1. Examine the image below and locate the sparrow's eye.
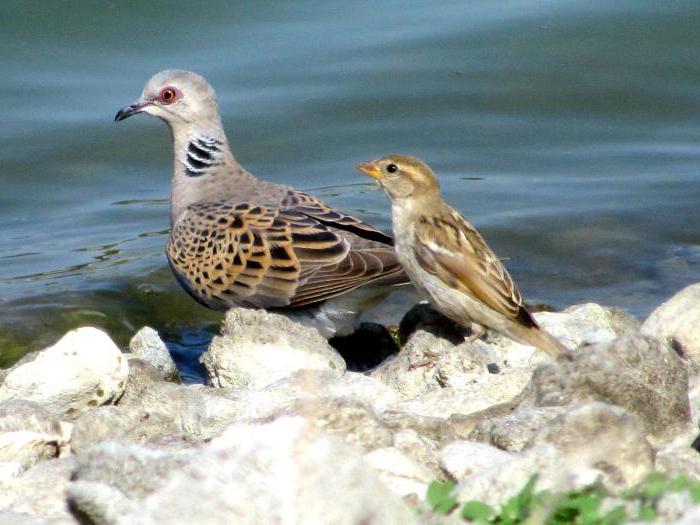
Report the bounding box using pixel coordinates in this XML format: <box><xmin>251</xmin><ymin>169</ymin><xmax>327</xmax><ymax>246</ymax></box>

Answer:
<box><xmin>386</xmin><ymin>164</ymin><xmax>398</xmax><ymax>173</ymax></box>
<box><xmin>159</xmin><ymin>87</ymin><xmax>178</xmax><ymax>104</ymax></box>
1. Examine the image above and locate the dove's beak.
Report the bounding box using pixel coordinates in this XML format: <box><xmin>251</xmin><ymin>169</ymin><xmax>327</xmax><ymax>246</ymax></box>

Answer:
<box><xmin>114</xmin><ymin>99</ymin><xmax>152</xmax><ymax>122</ymax></box>
<box><xmin>356</xmin><ymin>161</ymin><xmax>384</xmax><ymax>180</ymax></box>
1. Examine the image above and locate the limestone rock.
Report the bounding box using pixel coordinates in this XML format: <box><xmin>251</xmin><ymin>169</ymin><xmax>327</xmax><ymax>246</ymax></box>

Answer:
<box><xmin>128</xmin><ymin>327</ymin><xmax>178</xmax><ymax>381</ymax></box>
<box><xmin>71</xmin><ymin>441</ymin><xmax>192</xmax><ymax>492</ymax></box>
<box><xmin>453</xmin><ymin>404</ymin><xmax>655</xmax><ymax>507</ymax></box>
<box><xmin>201</xmin><ymin>308</ymin><xmax>346</xmax><ymax>389</ymax></box>
<box><xmin>69</xmin><ymin>417</ymin><xmax>416</xmax><ymax>525</ymax></box>
<box><xmin>654</xmin><ymin>429</ymin><xmax>700</xmax><ymax>480</ymax></box>
<box><xmin>70</xmin><ymin>405</ymin><xmax>199</xmax><ymax>453</ymax></box>
<box><xmin>117</xmin><ymin>381</ymin><xmax>239</xmax><ymax>440</ymax></box>
<box><xmin>384</xmin><ymin>366</ymin><xmax>531</xmax><ymax>422</ymax></box>
<box><xmin>526</xmin><ymin>402</ymin><xmax>654</xmax><ymax>490</ymax></box>
<box><xmin>0</xmin><ymin>400</ymin><xmax>69</xmax><ymax>473</ymax></box>
<box><xmin>0</xmin><ymin>328</ymin><xmax>129</xmax><ymax>419</ymax></box>
<box><xmin>371</xmin><ymin>330</ymin><xmax>466</xmax><ymax>399</ymax></box>
<box><xmin>364</xmin><ymin>447</ymin><xmax>433</xmax><ymax>498</ymax></box>
<box><xmin>439</xmin><ymin>441</ymin><xmax>513</xmax><ymax>481</ymax></box>
<box><xmin>243</xmin><ymin>395</ymin><xmax>394</xmax><ymax>453</ymax></box>
<box><xmin>0</xmin><ymin>511</ymin><xmax>75</xmax><ymax>525</ymax></box>
<box><xmin>522</xmin><ymin>333</ymin><xmax>690</xmax><ymax>438</ymax></box>
<box><xmin>642</xmin><ymin>283</ymin><xmax>700</xmax><ymax>371</ymax></box>
<box><xmin>482</xmin><ymin>303</ymin><xmax>640</xmax><ymax>369</ymax></box>
<box><xmin>453</xmin><ymin>444</ymin><xmax>600</xmax><ymax>508</ymax></box>
<box><xmin>469</xmin><ymin>405</ymin><xmax>568</xmax><ymax>452</ymax></box>
<box><xmin>0</xmin><ymin>457</ymin><xmax>75</xmax><ymax>523</ymax></box>
<box><xmin>392</xmin><ymin>429</ymin><xmax>441</xmax><ymax>476</ymax></box>
<box><xmin>117</xmin><ymin>357</ymin><xmax>165</xmax><ymax>406</ymax></box>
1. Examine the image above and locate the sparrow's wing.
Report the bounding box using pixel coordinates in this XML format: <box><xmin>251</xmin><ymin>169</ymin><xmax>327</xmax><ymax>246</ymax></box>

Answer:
<box><xmin>412</xmin><ymin>210</ymin><xmax>535</xmax><ymax>326</ymax></box>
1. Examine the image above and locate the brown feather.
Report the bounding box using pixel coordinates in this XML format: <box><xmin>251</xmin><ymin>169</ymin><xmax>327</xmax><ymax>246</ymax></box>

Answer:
<box><xmin>167</xmin><ymin>197</ymin><xmax>405</xmax><ymax>310</ymax></box>
<box><xmin>412</xmin><ymin>211</ymin><xmax>529</xmax><ymax>324</ymax></box>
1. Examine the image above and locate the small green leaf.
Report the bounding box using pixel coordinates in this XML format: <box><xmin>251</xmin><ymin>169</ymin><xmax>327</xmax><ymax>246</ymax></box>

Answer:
<box><xmin>599</xmin><ymin>505</ymin><xmax>628</xmax><ymax>525</ymax></box>
<box><xmin>689</xmin><ymin>482</ymin><xmax>700</xmax><ymax>503</ymax></box>
<box><xmin>426</xmin><ymin>480</ymin><xmax>458</xmax><ymax>515</ymax></box>
<box><xmin>498</xmin><ymin>475</ymin><xmax>538</xmax><ymax>523</ymax></box>
<box><xmin>669</xmin><ymin>475</ymin><xmax>691</xmax><ymax>491</ymax></box>
<box><xmin>637</xmin><ymin>502</ymin><xmax>657</xmax><ymax>521</ymax></box>
<box><xmin>642</xmin><ymin>472</ymin><xmax>669</xmax><ymax>498</ymax></box>
<box><xmin>461</xmin><ymin>500</ymin><xmax>495</xmax><ymax>521</ymax></box>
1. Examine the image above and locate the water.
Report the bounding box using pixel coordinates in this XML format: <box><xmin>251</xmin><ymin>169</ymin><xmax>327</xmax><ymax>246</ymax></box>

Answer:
<box><xmin>1</xmin><ymin>0</ymin><xmax>699</xmax><ymax>368</ymax></box>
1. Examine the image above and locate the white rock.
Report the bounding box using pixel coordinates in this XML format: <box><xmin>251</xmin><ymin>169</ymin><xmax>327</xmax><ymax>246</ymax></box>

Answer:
<box><xmin>201</xmin><ymin>308</ymin><xmax>346</xmax><ymax>389</ymax></box>
<box><xmin>654</xmin><ymin>428</ymin><xmax>700</xmax><ymax>480</ymax></box>
<box><xmin>364</xmin><ymin>447</ymin><xmax>433</xmax><ymax>498</ymax></box>
<box><xmin>370</xmin><ymin>331</ymin><xmax>459</xmax><ymax>399</ymax></box>
<box><xmin>523</xmin><ymin>333</ymin><xmax>689</xmax><ymax>439</ymax></box>
<box><xmin>0</xmin><ymin>457</ymin><xmax>75</xmax><ymax>522</ymax></box>
<box><xmin>0</xmin><ymin>328</ymin><xmax>128</xmax><ymax>419</ymax></box>
<box><xmin>642</xmin><ymin>283</ymin><xmax>700</xmax><ymax>369</ymax></box>
<box><xmin>392</xmin><ymin>429</ymin><xmax>441</xmax><ymax>475</ymax></box>
<box><xmin>384</xmin><ymin>367</ymin><xmax>531</xmax><ymax>420</ymax></box>
<box><xmin>526</xmin><ymin>402</ymin><xmax>653</xmax><ymax>491</ymax></box>
<box><xmin>677</xmin><ymin>505</ymin><xmax>700</xmax><ymax>525</ymax></box>
<box><xmin>106</xmin><ymin>417</ymin><xmax>416</xmax><ymax>524</ymax></box>
<box><xmin>690</xmin><ymin>375</ymin><xmax>700</xmax><ymax>426</ymax></box>
<box><xmin>485</xmin><ymin>303</ymin><xmax>639</xmax><ymax>368</ymax></box>
<box><xmin>454</xmin><ymin>404</ymin><xmax>654</xmax><ymax>506</ymax></box>
<box><xmin>454</xmin><ymin>444</ymin><xmax>601</xmax><ymax>508</ymax></box>
<box><xmin>129</xmin><ymin>327</ymin><xmax>178</xmax><ymax>380</ymax></box>
<box><xmin>0</xmin><ymin>400</ymin><xmax>69</xmax><ymax>473</ymax></box>
<box><xmin>439</xmin><ymin>441</ymin><xmax>513</xmax><ymax>481</ymax></box>
<box><xmin>656</xmin><ymin>491</ymin><xmax>696</xmax><ymax>523</ymax></box>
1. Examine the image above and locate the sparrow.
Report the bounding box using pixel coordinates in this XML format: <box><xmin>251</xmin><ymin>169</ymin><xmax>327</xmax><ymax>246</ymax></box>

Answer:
<box><xmin>357</xmin><ymin>155</ymin><xmax>567</xmax><ymax>356</ymax></box>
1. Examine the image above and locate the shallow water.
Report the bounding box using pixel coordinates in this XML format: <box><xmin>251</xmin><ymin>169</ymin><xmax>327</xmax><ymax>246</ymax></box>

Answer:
<box><xmin>1</xmin><ymin>1</ymin><xmax>699</xmax><ymax>371</ymax></box>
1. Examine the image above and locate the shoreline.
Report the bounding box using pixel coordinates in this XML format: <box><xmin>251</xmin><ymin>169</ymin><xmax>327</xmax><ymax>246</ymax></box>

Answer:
<box><xmin>1</xmin><ymin>282</ymin><xmax>699</xmax><ymax>523</ymax></box>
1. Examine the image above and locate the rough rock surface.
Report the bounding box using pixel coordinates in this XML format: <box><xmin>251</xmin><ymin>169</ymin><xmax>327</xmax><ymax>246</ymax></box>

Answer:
<box><xmin>439</xmin><ymin>440</ymin><xmax>514</xmax><ymax>480</ymax></box>
<box><xmin>128</xmin><ymin>327</ymin><xmax>179</xmax><ymax>381</ymax></box>
<box><xmin>68</xmin><ymin>417</ymin><xmax>416</xmax><ymax>525</ymax></box>
<box><xmin>522</xmin><ymin>333</ymin><xmax>690</xmax><ymax>438</ymax></box>
<box><xmin>479</xmin><ymin>303</ymin><xmax>640</xmax><ymax>368</ymax></box>
<box><xmin>0</xmin><ymin>290</ymin><xmax>698</xmax><ymax>524</ymax></box>
<box><xmin>0</xmin><ymin>328</ymin><xmax>128</xmax><ymax>419</ymax></box>
<box><xmin>201</xmin><ymin>308</ymin><xmax>346</xmax><ymax>389</ymax></box>
<box><xmin>0</xmin><ymin>400</ymin><xmax>69</xmax><ymax>477</ymax></box>
<box><xmin>642</xmin><ymin>283</ymin><xmax>700</xmax><ymax>369</ymax></box>
<box><xmin>0</xmin><ymin>457</ymin><xmax>75</xmax><ymax>523</ymax></box>
<box><xmin>525</xmin><ymin>402</ymin><xmax>654</xmax><ymax>490</ymax></box>
<box><xmin>364</xmin><ymin>446</ymin><xmax>433</xmax><ymax>497</ymax></box>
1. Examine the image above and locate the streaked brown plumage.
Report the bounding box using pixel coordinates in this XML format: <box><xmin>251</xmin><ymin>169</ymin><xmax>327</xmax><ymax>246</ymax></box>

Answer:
<box><xmin>115</xmin><ymin>70</ymin><xmax>407</xmax><ymax>337</ymax></box>
<box><xmin>357</xmin><ymin>155</ymin><xmax>567</xmax><ymax>356</ymax></box>
<box><xmin>167</xmin><ymin>193</ymin><xmax>404</xmax><ymax>310</ymax></box>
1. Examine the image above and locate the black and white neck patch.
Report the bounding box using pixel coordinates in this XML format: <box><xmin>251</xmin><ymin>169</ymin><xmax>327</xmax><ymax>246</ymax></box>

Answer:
<box><xmin>184</xmin><ymin>136</ymin><xmax>223</xmax><ymax>177</ymax></box>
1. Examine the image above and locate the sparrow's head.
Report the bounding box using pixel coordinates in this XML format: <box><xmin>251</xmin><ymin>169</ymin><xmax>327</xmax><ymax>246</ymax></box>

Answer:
<box><xmin>356</xmin><ymin>155</ymin><xmax>439</xmax><ymax>200</ymax></box>
<box><xmin>115</xmin><ymin>70</ymin><xmax>220</xmax><ymax>127</ymax></box>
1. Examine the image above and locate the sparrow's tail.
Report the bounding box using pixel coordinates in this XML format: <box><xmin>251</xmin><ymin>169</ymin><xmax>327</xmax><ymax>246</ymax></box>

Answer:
<box><xmin>512</xmin><ymin>323</ymin><xmax>569</xmax><ymax>357</ymax></box>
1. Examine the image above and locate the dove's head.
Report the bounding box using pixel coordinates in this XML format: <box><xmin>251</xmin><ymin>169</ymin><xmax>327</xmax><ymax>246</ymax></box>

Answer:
<box><xmin>115</xmin><ymin>70</ymin><xmax>220</xmax><ymax>127</ymax></box>
<box><xmin>356</xmin><ymin>155</ymin><xmax>439</xmax><ymax>201</ymax></box>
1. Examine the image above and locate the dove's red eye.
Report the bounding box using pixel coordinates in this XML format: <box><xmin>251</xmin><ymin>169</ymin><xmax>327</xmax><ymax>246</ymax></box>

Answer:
<box><xmin>159</xmin><ymin>87</ymin><xmax>179</xmax><ymax>104</ymax></box>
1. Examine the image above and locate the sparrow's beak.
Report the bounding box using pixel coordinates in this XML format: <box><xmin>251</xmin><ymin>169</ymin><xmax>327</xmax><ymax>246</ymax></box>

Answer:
<box><xmin>356</xmin><ymin>161</ymin><xmax>384</xmax><ymax>180</ymax></box>
<box><xmin>114</xmin><ymin>99</ymin><xmax>152</xmax><ymax>122</ymax></box>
